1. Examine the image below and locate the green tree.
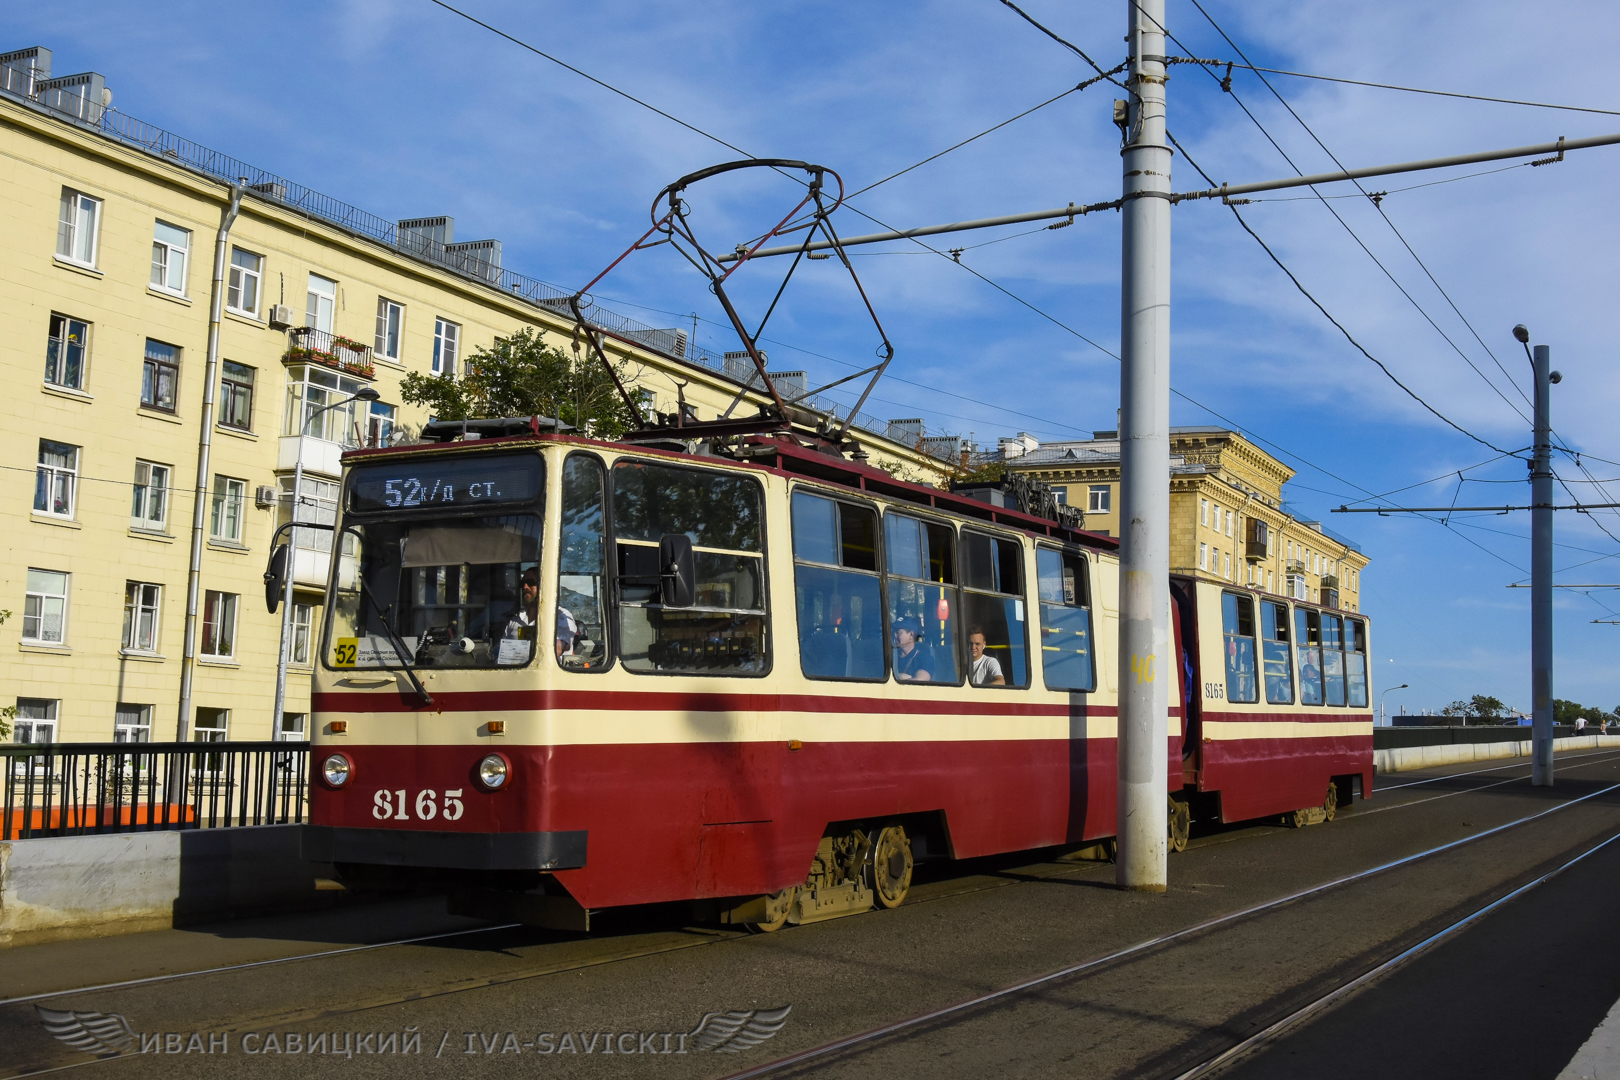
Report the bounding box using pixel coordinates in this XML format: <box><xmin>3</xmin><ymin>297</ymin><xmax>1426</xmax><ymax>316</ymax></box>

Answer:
<box><xmin>1553</xmin><ymin>698</ymin><xmax>1606</xmax><ymax>725</ymax></box>
<box><xmin>1440</xmin><ymin>700</ymin><xmax>1473</xmax><ymax>725</ymax></box>
<box><xmin>1470</xmin><ymin>694</ymin><xmax>1507</xmax><ymax>723</ymax></box>
<box><xmin>399</xmin><ymin>327</ymin><xmax>648</xmax><ymax>439</ymax></box>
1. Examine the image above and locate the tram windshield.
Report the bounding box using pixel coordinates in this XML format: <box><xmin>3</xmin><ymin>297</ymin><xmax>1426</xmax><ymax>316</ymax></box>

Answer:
<box><xmin>326</xmin><ymin>513</ymin><xmax>543</xmax><ymax>670</ymax></box>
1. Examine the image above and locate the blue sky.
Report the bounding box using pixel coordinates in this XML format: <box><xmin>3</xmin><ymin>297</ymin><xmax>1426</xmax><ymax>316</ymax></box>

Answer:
<box><xmin>11</xmin><ymin>1</ymin><xmax>1620</xmax><ymax>715</ymax></box>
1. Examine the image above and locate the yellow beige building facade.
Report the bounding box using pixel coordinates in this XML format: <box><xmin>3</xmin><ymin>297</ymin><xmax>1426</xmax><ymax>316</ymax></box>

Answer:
<box><xmin>1003</xmin><ymin>427</ymin><xmax>1369</xmax><ymax>611</ymax></box>
<box><xmin>0</xmin><ymin>47</ymin><xmax>949</xmax><ymax>743</ymax></box>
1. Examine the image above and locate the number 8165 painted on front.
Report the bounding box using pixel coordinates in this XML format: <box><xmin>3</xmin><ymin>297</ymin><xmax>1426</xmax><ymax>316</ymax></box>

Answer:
<box><xmin>374</xmin><ymin>789</ymin><xmax>464</xmax><ymax>821</ymax></box>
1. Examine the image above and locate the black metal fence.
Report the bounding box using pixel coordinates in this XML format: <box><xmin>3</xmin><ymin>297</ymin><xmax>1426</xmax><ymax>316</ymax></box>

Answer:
<box><xmin>1</xmin><ymin>741</ymin><xmax>309</xmax><ymax>839</ymax></box>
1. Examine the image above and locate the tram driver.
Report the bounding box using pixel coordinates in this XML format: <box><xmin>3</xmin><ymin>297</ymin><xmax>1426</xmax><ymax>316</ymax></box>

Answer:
<box><xmin>499</xmin><ymin>566</ymin><xmax>581</xmax><ymax>657</ymax></box>
<box><xmin>892</xmin><ymin>616</ymin><xmax>935</xmax><ymax>682</ymax></box>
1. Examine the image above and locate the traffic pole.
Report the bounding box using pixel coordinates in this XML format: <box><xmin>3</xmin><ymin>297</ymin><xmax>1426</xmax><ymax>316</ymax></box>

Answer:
<box><xmin>1116</xmin><ymin>0</ymin><xmax>1171</xmax><ymax>891</ymax></box>
<box><xmin>1531</xmin><ymin>343</ymin><xmax>1555</xmax><ymax>785</ymax></box>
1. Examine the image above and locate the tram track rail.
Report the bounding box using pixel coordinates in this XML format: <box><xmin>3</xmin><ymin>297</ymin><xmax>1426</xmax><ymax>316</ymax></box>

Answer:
<box><xmin>1172</xmin><ymin>827</ymin><xmax>1620</xmax><ymax>1079</ymax></box>
<box><xmin>7</xmin><ymin>747</ymin><xmax>1617</xmax><ymax>1016</ymax></box>
<box><xmin>717</xmin><ymin>775</ymin><xmax>1620</xmax><ymax>1080</ymax></box>
<box><xmin>3</xmin><ymin>755</ymin><xmax>1618</xmax><ymax>1080</ymax></box>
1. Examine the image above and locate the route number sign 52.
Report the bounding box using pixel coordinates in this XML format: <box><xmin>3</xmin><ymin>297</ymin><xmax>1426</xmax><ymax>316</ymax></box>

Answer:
<box><xmin>373</xmin><ymin>789</ymin><xmax>465</xmax><ymax>821</ymax></box>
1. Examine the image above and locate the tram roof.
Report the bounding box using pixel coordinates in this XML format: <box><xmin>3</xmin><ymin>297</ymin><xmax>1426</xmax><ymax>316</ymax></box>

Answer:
<box><xmin>343</xmin><ymin>429</ymin><xmax>1118</xmax><ymax>553</ymax></box>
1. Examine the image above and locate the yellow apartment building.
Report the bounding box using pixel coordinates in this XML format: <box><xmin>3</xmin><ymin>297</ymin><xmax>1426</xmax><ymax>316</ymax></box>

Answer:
<box><xmin>1002</xmin><ymin>427</ymin><xmax>1369</xmax><ymax>611</ymax></box>
<box><xmin>0</xmin><ymin>46</ymin><xmax>947</xmax><ymax>743</ymax></box>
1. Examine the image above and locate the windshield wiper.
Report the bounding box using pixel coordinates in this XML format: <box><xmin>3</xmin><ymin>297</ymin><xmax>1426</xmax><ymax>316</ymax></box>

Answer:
<box><xmin>360</xmin><ymin>591</ymin><xmax>433</xmax><ymax>706</ymax></box>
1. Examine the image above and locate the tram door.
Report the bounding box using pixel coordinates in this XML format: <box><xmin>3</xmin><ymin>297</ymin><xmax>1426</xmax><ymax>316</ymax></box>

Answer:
<box><xmin>1170</xmin><ymin>579</ymin><xmax>1202</xmax><ymax>780</ymax></box>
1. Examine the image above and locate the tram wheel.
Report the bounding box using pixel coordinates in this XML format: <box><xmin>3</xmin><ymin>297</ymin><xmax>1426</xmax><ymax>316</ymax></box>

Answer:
<box><xmin>871</xmin><ymin>824</ymin><xmax>913</xmax><ymax>909</ymax></box>
<box><xmin>1168</xmin><ymin>795</ymin><xmax>1191</xmax><ymax>854</ymax></box>
<box><xmin>746</xmin><ymin>888</ymin><xmax>797</xmax><ymax>934</ymax></box>
<box><xmin>1321</xmin><ymin>781</ymin><xmax>1338</xmax><ymax>823</ymax></box>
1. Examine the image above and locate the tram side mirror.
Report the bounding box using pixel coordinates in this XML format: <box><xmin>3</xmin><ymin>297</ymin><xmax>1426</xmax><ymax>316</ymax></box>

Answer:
<box><xmin>659</xmin><ymin>533</ymin><xmax>695</xmax><ymax>608</ymax></box>
<box><xmin>264</xmin><ymin>543</ymin><xmax>289</xmax><ymax>614</ymax></box>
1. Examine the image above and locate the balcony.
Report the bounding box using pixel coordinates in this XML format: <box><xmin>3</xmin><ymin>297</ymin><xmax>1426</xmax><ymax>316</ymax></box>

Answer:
<box><xmin>1286</xmin><ymin>559</ymin><xmax>1307</xmax><ymax>575</ymax></box>
<box><xmin>1321</xmin><ymin>574</ymin><xmax>1340</xmax><ymax>590</ymax></box>
<box><xmin>282</xmin><ymin>327</ymin><xmax>375</xmax><ymax>381</ymax></box>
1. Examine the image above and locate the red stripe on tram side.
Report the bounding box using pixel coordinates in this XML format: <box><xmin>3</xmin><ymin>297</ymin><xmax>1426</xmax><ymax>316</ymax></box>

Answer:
<box><xmin>1197</xmin><ymin>708</ymin><xmax>1374</xmax><ymax>823</ymax></box>
<box><xmin>312</xmin><ymin>688</ymin><xmax>1158</xmax><ymax>720</ymax></box>
<box><xmin>312</xmin><ymin>735</ymin><xmax>1131</xmax><ymax>909</ymax></box>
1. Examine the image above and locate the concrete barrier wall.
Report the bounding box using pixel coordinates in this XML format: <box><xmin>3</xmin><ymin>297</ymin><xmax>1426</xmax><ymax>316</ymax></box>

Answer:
<box><xmin>0</xmin><ymin>825</ymin><xmax>330</xmax><ymax>948</ymax></box>
<box><xmin>1376</xmin><ymin>734</ymin><xmax>1620</xmax><ymax>775</ymax></box>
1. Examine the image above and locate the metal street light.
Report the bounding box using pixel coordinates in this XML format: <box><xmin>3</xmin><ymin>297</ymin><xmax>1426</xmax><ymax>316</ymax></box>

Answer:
<box><xmin>271</xmin><ymin>386</ymin><xmax>380</xmax><ymax>731</ymax></box>
<box><xmin>1380</xmin><ymin>684</ymin><xmax>1410</xmax><ymax>728</ymax></box>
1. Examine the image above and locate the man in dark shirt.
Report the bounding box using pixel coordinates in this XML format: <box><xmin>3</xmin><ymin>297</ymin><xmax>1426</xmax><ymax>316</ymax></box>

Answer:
<box><xmin>893</xmin><ymin>616</ymin><xmax>935</xmax><ymax>682</ymax></box>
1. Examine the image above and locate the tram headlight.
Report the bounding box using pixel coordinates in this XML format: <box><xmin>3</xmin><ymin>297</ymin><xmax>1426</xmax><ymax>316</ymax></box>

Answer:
<box><xmin>477</xmin><ymin>753</ymin><xmax>510</xmax><ymax>791</ymax></box>
<box><xmin>322</xmin><ymin>753</ymin><xmax>353</xmax><ymax>788</ymax></box>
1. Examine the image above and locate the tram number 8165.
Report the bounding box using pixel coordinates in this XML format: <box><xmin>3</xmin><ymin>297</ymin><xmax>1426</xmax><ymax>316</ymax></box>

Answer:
<box><xmin>373</xmin><ymin>789</ymin><xmax>465</xmax><ymax>821</ymax></box>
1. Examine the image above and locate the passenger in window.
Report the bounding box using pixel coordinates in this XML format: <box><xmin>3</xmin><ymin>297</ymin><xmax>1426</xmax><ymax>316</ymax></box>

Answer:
<box><xmin>968</xmin><ymin>626</ymin><xmax>1006</xmax><ymax>687</ymax></box>
<box><xmin>892</xmin><ymin>616</ymin><xmax>935</xmax><ymax>682</ymax></box>
<box><xmin>1299</xmin><ymin>649</ymin><xmax>1321</xmax><ymax>694</ymax></box>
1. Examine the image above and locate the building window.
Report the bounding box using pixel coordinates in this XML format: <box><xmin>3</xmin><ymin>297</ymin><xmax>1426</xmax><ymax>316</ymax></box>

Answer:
<box><xmin>284</xmin><ymin>364</ymin><xmax>368</xmax><ymax>443</ymax></box>
<box><xmin>1052</xmin><ymin>487</ymin><xmax>1066</xmax><ymax>505</ymax></box>
<box><xmin>375</xmin><ymin>297</ymin><xmax>403</xmax><ymax>359</ymax></box>
<box><xmin>23</xmin><ymin>569</ymin><xmax>69</xmax><ymax>644</ymax></box>
<box><xmin>150</xmin><ymin>221</ymin><xmax>190</xmax><ymax>294</ymax></box>
<box><xmin>56</xmin><ymin>188</ymin><xmax>100</xmax><ymax>266</ymax></box>
<box><xmin>211</xmin><ymin>476</ymin><xmax>246</xmax><ymax>542</ymax></box>
<box><xmin>201</xmin><ymin>590</ymin><xmax>237</xmax><ymax>658</ymax></box>
<box><xmin>432</xmin><ymin>318</ymin><xmax>460</xmax><ymax>375</ymax></box>
<box><xmin>46</xmin><ymin>314</ymin><xmax>89</xmax><ymax>390</ymax></box>
<box><xmin>367</xmin><ymin>400</ymin><xmax>396</xmax><ymax>447</ymax></box>
<box><xmin>35</xmin><ymin>440</ymin><xmax>79</xmax><ymax>517</ymax></box>
<box><xmin>114</xmin><ymin>703</ymin><xmax>152</xmax><ymax>743</ymax></box>
<box><xmin>1088</xmin><ymin>485</ymin><xmax>1111</xmax><ymax>513</ymax></box>
<box><xmin>292</xmin><ymin>602</ymin><xmax>313</xmax><ymax>665</ymax></box>
<box><xmin>131</xmin><ymin>460</ymin><xmax>171</xmax><ymax>531</ymax></box>
<box><xmin>306</xmin><ymin>274</ymin><xmax>337</xmax><ymax>333</ymax></box>
<box><xmin>227</xmin><ymin>248</ymin><xmax>261</xmax><ymax>315</ymax></box>
<box><xmin>123</xmin><ymin>582</ymin><xmax>162</xmax><ymax>652</ymax></box>
<box><xmin>14</xmin><ymin>699</ymin><xmax>58</xmax><ymax>743</ymax></box>
<box><xmin>278</xmin><ymin>713</ymin><xmax>307</xmax><ymax>741</ymax></box>
<box><xmin>219</xmin><ymin>361</ymin><xmax>255</xmax><ymax>430</ymax></box>
<box><xmin>1225</xmin><ymin>508</ymin><xmax>1234</xmax><ymax>537</ymax></box>
<box><xmin>1199</xmin><ymin>542</ymin><xmax>1208</xmax><ymax>570</ymax></box>
<box><xmin>1223</xmin><ymin>550</ymin><xmax>1231</xmax><ymax>579</ymax></box>
<box><xmin>1200</xmin><ymin>498</ymin><xmax>1209</xmax><ymax>527</ymax></box>
<box><xmin>142</xmin><ymin>339</ymin><xmax>180</xmax><ymax>412</ymax></box>
<box><xmin>194</xmin><ymin>707</ymin><xmax>228</xmax><ymax>742</ymax></box>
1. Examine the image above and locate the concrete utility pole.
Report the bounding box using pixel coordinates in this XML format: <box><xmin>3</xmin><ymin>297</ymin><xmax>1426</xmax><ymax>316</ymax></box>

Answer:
<box><xmin>1531</xmin><ymin>341</ymin><xmax>1555</xmax><ymax>784</ymax></box>
<box><xmin>1116</xmin><ymin>0</ymin><xmax>1171</xmax><ymax>892</ymax></box>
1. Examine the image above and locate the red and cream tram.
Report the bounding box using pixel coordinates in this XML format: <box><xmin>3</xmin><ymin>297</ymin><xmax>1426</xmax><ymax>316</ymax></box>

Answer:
<box><xmin>300</xmin><ymin>424</ymin><xmax>1373</xmax><ymax>930</ymax></box>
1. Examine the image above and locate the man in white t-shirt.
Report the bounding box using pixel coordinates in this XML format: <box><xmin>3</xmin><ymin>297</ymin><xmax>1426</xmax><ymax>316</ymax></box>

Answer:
<box><xmin>968</xmin><ymin>627</ymin><xmax>1005</xmax><ymax>687</ymax></box>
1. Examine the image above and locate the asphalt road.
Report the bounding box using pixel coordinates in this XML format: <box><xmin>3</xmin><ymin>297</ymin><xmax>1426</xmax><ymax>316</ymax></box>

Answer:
<box><xmin>5</xmin><ymin>748</ymin><xmax>1620</xmax><ymax>1080</ymax></box>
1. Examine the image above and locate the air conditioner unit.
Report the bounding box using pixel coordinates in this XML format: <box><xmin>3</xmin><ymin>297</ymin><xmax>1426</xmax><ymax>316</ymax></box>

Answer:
<box><xmin>268</xmin><ymin>305</ymin><xmax>295</xmax><ymax>329</ymax></box>
<box><xmin>254</xmin><ymin>485</ymin><xmax>277</xmax><ymax>509</ymax></box>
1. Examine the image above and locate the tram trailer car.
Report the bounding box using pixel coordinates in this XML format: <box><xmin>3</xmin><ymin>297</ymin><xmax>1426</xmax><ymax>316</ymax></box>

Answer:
<box><xmin>301</xmin><ymin>431</ymin><xmax>1372</xmax><ymax>931</ymax></box>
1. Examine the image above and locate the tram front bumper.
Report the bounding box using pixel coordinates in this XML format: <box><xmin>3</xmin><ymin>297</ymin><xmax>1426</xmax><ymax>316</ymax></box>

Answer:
<box><xmin>302</xmin><ymin>825</ymin><xmax>587</xmax><ymax>871</ymax></box>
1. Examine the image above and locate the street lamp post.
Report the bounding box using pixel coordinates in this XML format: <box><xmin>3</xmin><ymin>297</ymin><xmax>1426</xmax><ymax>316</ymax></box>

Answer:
<box><xmin>272</xmin><ymin>387</ymin><xmax>379</xmax><ymax>732</ymax></box>
<box><xmin>1380</xmin><ymin>684</ymin><xmax>1409</xmax><ymax>728</ymax></box>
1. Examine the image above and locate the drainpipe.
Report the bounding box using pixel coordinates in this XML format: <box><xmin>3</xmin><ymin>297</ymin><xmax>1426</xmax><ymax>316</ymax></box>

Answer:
<box><xmin>176</xmin><ymin>181</ymin><xmax>244</xmax><ymax>741</ymax></box>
